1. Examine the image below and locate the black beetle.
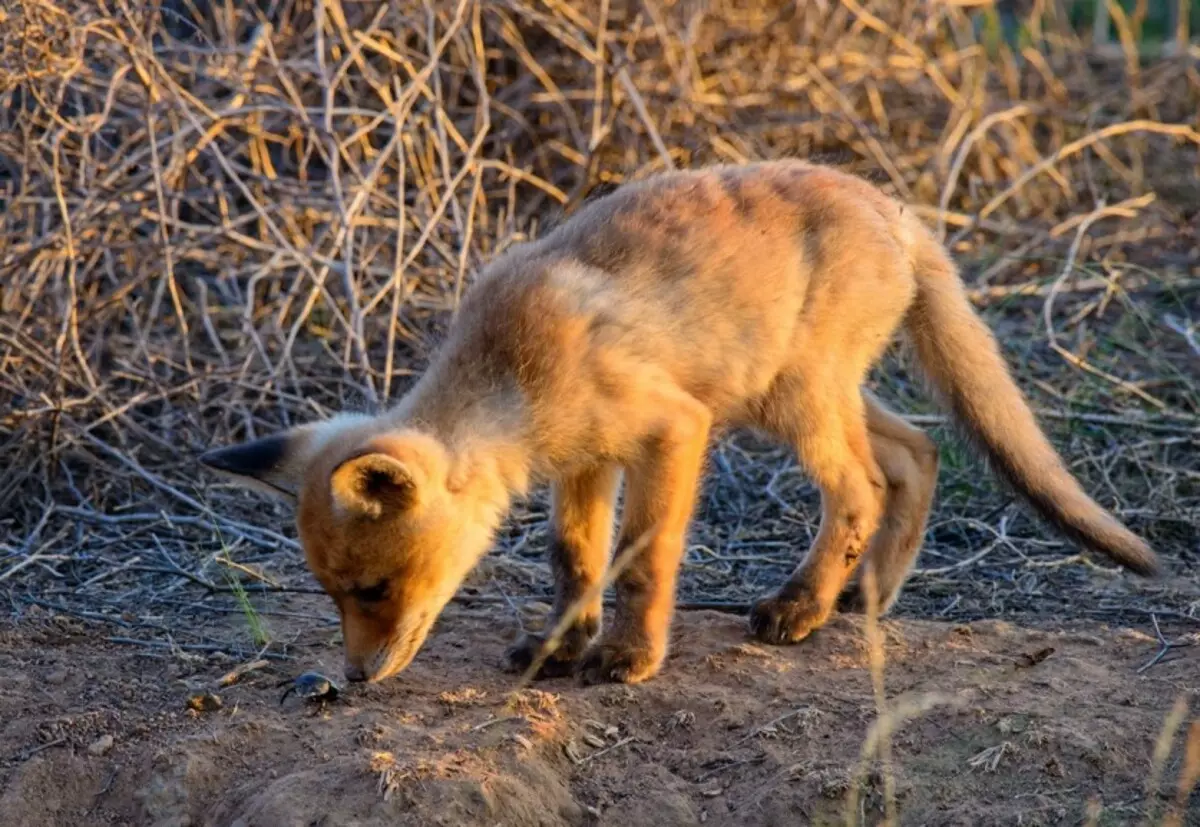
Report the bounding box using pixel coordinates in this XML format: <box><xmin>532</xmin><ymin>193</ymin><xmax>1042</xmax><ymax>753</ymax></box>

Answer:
<box><xmin>278</xmin><ymin>671</ymin><xmax>341</xmax><ymax>706</ymax></box>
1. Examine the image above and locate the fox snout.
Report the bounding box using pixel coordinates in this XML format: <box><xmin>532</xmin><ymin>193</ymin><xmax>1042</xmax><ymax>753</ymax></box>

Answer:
<box><xmin>341</xmin><ymin>642</ymin><xmax>402</xmax><ymax>683</ymax></box>
<box><xmin>339</xmin><ymin>606</ymin><xmax>437</xmax><ymax>684</ymax></box>
<box><xmin>342</xmin><ymin>653</ymin><xmax>393</xmax><ymax>683</ymax></box>
<box><xmin>340</xmin><ymin>631</ymin><xmax>402</xmax><ymax>684</ymax></box>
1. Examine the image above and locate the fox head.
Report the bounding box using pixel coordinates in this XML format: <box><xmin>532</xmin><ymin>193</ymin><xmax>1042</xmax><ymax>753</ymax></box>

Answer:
<box><xmin>199</xmin><ymin>416</ymin><xmax>505</xmax><ymax>683</ymax></box>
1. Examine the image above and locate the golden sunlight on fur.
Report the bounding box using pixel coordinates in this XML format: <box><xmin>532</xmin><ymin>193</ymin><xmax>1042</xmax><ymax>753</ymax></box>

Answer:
<box><xmin>201</xmin><ymin>160</ymin><xmax>1159</xmax><ymax>686</ymax></box>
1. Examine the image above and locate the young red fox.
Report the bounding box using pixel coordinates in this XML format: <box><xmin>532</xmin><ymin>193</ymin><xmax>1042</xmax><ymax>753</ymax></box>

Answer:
<box><xmin>200</xmin><ymin>160</ymin><xmax>1160</xmax><ymax>686</ymax></box>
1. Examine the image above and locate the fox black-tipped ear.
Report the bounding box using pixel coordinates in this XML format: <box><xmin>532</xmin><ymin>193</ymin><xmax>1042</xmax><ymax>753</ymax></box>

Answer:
<box><xmin>199</xmin><ymin>433</ymin><xmax>303</xmax><ymax>501</ymax></box>
<box><xmin>200</xmin><ymin>435</ymin><xmax>288</xmax><ymax>478</ymax></box>
<box><xmin>198</xmin><ymin>413</ymin><xmax>354</xmax><ymax>503</ymax></box>
<box><xmin>330</xmin><ymin>453</ymin><xmax>420</xmax><ymax>519</ymax></box>
<box><xmin>201</xmin><ymin>415</ymin><xmax>376</xmax><ymax>503</ymax></box>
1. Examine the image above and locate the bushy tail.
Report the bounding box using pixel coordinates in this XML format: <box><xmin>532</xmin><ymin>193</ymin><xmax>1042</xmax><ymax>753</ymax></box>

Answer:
<box><xmin>902</xmin><ymin>226</ymin><xmax>1160</xmax><ymax>576</ymax></box>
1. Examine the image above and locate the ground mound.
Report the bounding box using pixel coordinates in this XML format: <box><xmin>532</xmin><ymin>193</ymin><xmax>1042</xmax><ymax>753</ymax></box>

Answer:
<box><xmin>3</xmin><ymin>607</ymin><xmax>1197</xmax><ymax>826</ymax></box>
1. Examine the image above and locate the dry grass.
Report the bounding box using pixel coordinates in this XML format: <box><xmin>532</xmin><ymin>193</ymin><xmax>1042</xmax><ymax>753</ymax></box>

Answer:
<box><xmin>1</xmin><ymin>0</ymin><xmax>1198</xmax><ymax>675</ymax></box>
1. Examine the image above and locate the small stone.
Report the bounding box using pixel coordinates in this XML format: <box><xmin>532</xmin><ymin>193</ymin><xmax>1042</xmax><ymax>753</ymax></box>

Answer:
<box><xmin>45</xmin><ymin>669</ymin><xmax>69</xmax><ymax>685</ymax></box>
<box><xmin>87</xmin><ymin>734</ymin><xmax>114</xmax><ymax>756</ymax></box>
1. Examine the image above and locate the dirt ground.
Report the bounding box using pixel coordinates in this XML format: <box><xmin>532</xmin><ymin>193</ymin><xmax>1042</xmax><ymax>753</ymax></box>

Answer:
<box><xmin>3</xmin><ymin>602</ymin><xmax>1197</xmax><ymax>827</ymax></box>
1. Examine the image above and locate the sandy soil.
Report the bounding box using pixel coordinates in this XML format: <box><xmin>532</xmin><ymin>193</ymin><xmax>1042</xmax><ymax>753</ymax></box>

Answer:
<box><xmin>2</xmin><ymin>605</ymin><xmax>1197</xmax><ymax>827</ymax></box>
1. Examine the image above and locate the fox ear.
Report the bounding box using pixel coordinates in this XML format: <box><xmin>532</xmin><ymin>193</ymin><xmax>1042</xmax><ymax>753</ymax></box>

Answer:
<box><xmin>200</xmin><ymin>432</ymin><xmax>307</xmax><ymax>502</ymax></box>
<box><xmin>330</xmin><ymin>453</ymin><xmax>420</xmax><ymax>519</ymax></box>
<box><xmin>199</xmin><ymin>415</ymin><xmax>370</xmax><ymax>502</ymax></box>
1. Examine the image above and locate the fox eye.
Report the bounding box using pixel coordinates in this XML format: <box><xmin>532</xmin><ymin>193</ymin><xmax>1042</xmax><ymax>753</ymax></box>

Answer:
<box><xmin>350</xmin><ymin>579</ymin><xmax>389</xmax><ymax>603</ymax></box>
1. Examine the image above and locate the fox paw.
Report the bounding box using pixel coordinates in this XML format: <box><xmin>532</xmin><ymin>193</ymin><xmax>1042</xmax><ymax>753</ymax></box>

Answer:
<box><xmin>503</xmin><ymin>619</ymin><xmax>597</xmax><ymax>679</ymax></box>
<box><xmin>749</xmin><ymin>591</ymin><xmax>831</xmax><ymax>645</ymax></box>
<box><xmin>837</xmin><ymin>579</ymin><xmax>897</xmax><ymax>615</ymax></box>
<box><xmin>577</xmin><ymin>640</ymin><xmax>663</xmax><ymax>685</ymax></box>
<box><xmin>836</xmin><ymin>581</ymin><xmax>865</xmax><ymax>614</ymax></box>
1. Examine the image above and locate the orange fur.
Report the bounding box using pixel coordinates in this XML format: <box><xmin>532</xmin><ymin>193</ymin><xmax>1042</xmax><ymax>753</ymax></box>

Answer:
<box><xmin>200</xmin><ymin>160</ymin><xmax>1160</xmax><ymax>685</ymax></box>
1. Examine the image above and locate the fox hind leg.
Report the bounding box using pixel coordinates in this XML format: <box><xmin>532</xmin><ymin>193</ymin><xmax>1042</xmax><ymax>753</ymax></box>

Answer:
<box><xmin>747</xmin><ymin>227</ymin><xmax>919</xmax><ymax>642</ymax></box>
<box><xmin>749</xmin><ymin>374</ymin><xmax>888</xmax><ymax>644</ymax></box>
<box><xmin>749</xmin><ymin>378</ymin><xmax>888</xmax><ymax>643</ymax></box>
<box><xmin>838</xmin><ymin>392</ymin><xmax>939</xmax><ymax>615</ymax></box>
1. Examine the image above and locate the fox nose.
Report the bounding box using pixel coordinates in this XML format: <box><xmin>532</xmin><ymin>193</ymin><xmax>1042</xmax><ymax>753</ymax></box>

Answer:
<box><xmin>344</xmin><ymin>661</ymin><xmax>368</xmax><ymax>683</ymax></box>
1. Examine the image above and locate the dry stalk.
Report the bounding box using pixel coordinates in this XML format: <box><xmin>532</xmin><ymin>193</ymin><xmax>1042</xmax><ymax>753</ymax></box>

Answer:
<box><xmin>1141</xmin><ymin>695</ymin><xmax>1190</xmax><ymax>827</ymax></box>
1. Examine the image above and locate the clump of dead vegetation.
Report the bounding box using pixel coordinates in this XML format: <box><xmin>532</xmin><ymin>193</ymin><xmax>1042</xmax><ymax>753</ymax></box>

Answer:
<box><xmin>0</xmin><ymin>1</ymin><xmax>1197</xmax><ymax>661</ymax></box>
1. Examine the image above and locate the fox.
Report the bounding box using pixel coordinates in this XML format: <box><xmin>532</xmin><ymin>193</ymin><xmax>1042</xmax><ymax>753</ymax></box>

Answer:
<box><xmin>199</xmin><ymin>159</ymin><xmax>1161</xmax><ymax>686</ymax></box>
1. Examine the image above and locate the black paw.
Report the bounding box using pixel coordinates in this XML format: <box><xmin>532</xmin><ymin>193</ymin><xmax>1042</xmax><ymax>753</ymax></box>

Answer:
<box><xmin>836</xmin><ymin>581</ymin><xmax>865</xmax><ymax>614</ymax></box>
<box><xmin>836</xmin><ymin>579</ymin><xmax>895</xmax><ymax>615</ymax></box>
<box><xmin>503</xmin><ymin>619</ymin><xmax>597</xmax><ymax>679</ymax></box>
<box><xmin>577</xmin><ymin>640</ymin><xmax>663</xmax><ymax>685</ymax></box>
<box><xmin>749</xmin><ymin>591</ymin><xmax>831</xmax><ymax>645</ymax></box>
